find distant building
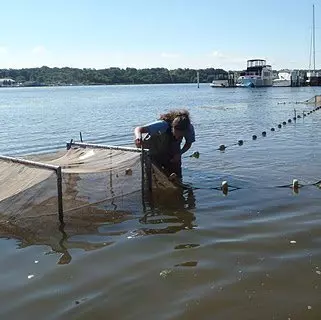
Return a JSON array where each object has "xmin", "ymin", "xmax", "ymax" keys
[{"xmin": 0, "ymin": 78, "xmax": 15, "ymax": 86}]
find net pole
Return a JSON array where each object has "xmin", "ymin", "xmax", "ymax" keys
[
  {"xmin": 146, "ymin": 151, "xmax": 152, "ymax": 191},
  {"xmin": 70, "ymin": 141, "xmax": 148, "ymax": 153},
  {"xmin": 56, "ymin": 166, "xmax": 64, "ymax": 225},
  {"xmin": 0, "ymin": 155, "xmax": 60, "ymax": 171},
  {"xmin": 140, "ymin": 134, "xmax": 145, "ymax": 197}
]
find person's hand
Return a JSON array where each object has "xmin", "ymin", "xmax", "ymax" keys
[
  {"xmin": 135, "ymin": 138, "xmax": 142, "ymax": 148},
  {"xmin": 170, "ymin": 153, "xmax": 181, "ymax": 163}
]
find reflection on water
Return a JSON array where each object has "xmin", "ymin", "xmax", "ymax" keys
[
  {"xmin": 1, "ymin": 199, "xmax": 136, "ymax": 264},
  {"xmin": 140, "ymin": 187, "xmax": 197, "ymax": 235},
  {"xmin": 0, "ymin": 186, "xmax": 198, "ymax": 266},
  {"xmin": 55, "ymin": 224, "xmax": 72, "ymax": 265}
]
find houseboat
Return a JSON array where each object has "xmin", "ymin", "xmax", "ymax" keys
[{"xmin": 236, "ymin": 59, "xmax": 273, "ymax": 87}]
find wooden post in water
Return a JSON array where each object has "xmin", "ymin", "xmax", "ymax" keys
[{"xmin": 197, "ymin": 71, "xmax": 200, "ymax": 88}]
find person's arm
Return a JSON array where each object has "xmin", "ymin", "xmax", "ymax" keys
[
  {"xmin": 134, "ymin": 126, "xmax": 148, "ymax": 147},
  {"xmin": 180, "ymin": 142, "xmax": 192, "ymax": 155},
  {"xmin": 181, "ymin": 124, "xmax": 195, "ymax": 155}
]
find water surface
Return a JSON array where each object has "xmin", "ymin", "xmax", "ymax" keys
[{"xmin": 1, "ymin": 84, "xmax": 321, "ymax": 319}]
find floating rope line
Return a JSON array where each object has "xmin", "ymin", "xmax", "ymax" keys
[
  {"xmin": 184, "ymin": 96, "xmax": 321, "ymax": 195},
  {"xmin": 276, "ymin": 179, "xmax": 321, "ymax": 189},
  {"xmin": 216, "ymin": 98, "xmax": 321, "ymax": 152},
  {"xmin": 177, "ymin": 178, "xmax": 321, "ymax": 196},
  {"xmin": 179, "ymin": 180, "xmax": 241, "ymax": 195},
  {"xmin": 278, "ymin": 97, "xmax": 321, "ymax": 105}
]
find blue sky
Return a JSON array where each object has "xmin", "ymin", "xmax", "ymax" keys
[{"xmin": 1, "ymin": 0, "xmax": 320, "ymax": 70}]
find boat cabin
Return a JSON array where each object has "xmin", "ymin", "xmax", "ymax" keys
[{"xmin": 243, "ymin": 59, "xmax": 272, "ymax": 77}]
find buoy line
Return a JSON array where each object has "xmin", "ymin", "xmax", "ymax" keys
[
  {"xmin": 179, "ymin": 178, "xmax": 321, "ymax": 196},
  {"xmin": 216, "ymin": 104, "xmax": 321, "ymax": 152}
]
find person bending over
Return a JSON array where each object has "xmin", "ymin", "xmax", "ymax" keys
[{"xmin": 134, "ymin": 109, "xmax": 195, "ymax": 178}]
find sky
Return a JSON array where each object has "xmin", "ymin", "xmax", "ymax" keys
[{"xmin": 1, "ymin": 0, "xmax": 320, "ymax": 71}]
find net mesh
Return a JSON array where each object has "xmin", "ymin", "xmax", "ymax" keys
[
  {"xmin": 0, "ymin": 145, "xmax": 177, "ymax": 241},
  {"xmin": 304, "ymin": 95, "xmax": 321, "ymax": 105}
]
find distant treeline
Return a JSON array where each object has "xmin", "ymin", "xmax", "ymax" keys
[{"xmin": 0, "ymin": 66, "xmax": 229, "ymax": 86}]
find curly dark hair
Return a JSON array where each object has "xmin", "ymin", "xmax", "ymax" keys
[{"xmin": 159, "ymin": 109, "xmax": 191, "ymax": 131}]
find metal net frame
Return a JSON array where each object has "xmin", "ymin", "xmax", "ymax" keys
[{"xmin": 0, "ymin": 142, "xmax": 154, "ymax": 226}]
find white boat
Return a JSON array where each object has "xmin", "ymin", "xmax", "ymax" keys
[
  {"xmin": 273, "ymin": 71, "xmax": 292, "ymax": 87},
  {"xmin": 210, "ymin": 80, "xmax": 229, "ymax": 87},
  {"xmin": 236, "ymin": 59, "xmax": 273, "ymax": 87},
  {"xmin": 0, "ymin": 78, "xmax": 16, "ymax": 87},
  {"xmin": 273, "ymin": 70, "xmax": 301, "ymax": 87}
]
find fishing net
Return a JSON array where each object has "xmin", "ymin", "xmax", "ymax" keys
[
  {"xmin": 304, "ymin": 95, "xmax": 321, "ymax": 105},
  {"xmin": 0, "ymin": 143, "xmax": 177, "ymax": 243}
]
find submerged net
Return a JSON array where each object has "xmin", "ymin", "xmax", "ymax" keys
[
  {"xmin": 304, "ymin": 95, "xmax": 321, "ymax": 105},
  {"xmin": 0, "ymin": 144, "xmax": 177, "ymax": 242}
]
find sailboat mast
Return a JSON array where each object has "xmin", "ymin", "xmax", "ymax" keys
[{"xmin": 313, "ymin": 4, "xmax": 316, "ymax": 72}]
